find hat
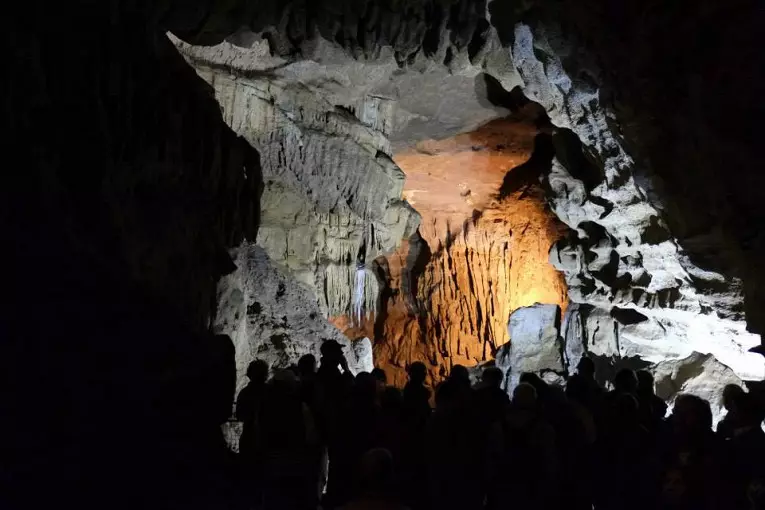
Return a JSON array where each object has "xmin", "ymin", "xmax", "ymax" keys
[{"xmin": 321, "ymin": 339, "xmax": 345, "ymax": 356}]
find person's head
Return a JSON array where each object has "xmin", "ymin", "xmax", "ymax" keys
[
  {"xmin": 246, "ymin": 359, "xmax": 269, "ymax": 384},
  {"xmin": 672, "ymin": 393, "xmax": 713, "ymax": 436},
  {"xmin": 615, "ymin": 393, "xmax": 640, "ymax": 424},
  {"xmin": 482, "ymin": 367, "xmax": 504, "ymax": 389},
  {"xmin": 513, "ymin": 383, "xmax": 538, "ymax": 410},
  {"xmin": 566, "ymin": 373, "xmax": 588, "ymax": 403},
  {"xmin": 320, "ymin": 339, "xmax": 345, "ymax": 365},
  {"xmin": 408, "ymin": 361, "xmax": 427, "ymax": 385},
  {"xmin": 371, "ymin": 367, "xmax": 387, "ymax": 385},
  {"xmin": 520, "ymin": 372, "xmax": 547, "ymax": 399},
  {"xmin": 359, "ymin": 448, "xmax": 395, "ymax": 496},
  {"xmin": 435, "ymin": 378, "xmax": 460, "ymax": 411},
  {"xmin": 723, "ymin": 383, "xmax": 745, "ymax": 412},
  {"xmin": 353, "ymin": 371, "xmax": 378, "ymax": 403},
  {"xmin": 735, "ymin": 392, "xmax": 765, "ymax": 427},
  {"xmin": 450, "ymin": 365, "xmax": 471, "ymax": 386},
  {"xmin": 297, "ymin": 354, "xmax": 316, "ymax": 377},
  {"xmin": 271, "ymin": 369, "xmax": 298, "ymax": 393},
  {"xmin": 613, "ymin": 368, "xmax": 638, "ymax": 395},
  {"xmin": 381, "ymin": 386, "xmax": 403, "ymax": 413},
  {"xmin": 636, "ymin": 370, "xmax": 655, "ymax": 395},
  {"xmin": 577, "ymin": 356, "xmax": 595, "ymax": 378}
]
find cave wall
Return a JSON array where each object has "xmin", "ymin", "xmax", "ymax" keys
[
  {"xmin": 369, "ymin": 119, "xmax": 568, "ymax": 386},
  {"xmin": 5, "ymin": 1, "xmax": 764, "ymax": 505},
  {"xmin": 216, "ymin": 243, "xmax": 374, "ymax": 392},
  {"xmin": 3, "ymin": 4, "xmax": 262, "ymax": 509},
  {"xmin": 179, "ymin": 55, "xmax": 419, "ymax": 322},
  {"xmin": 167, "ymin": 0, "xmax": 765, "ymax": 391}
]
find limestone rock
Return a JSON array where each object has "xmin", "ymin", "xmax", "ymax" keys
[
  {"xmin": 180, "ymin": 58, "xmax": 419, "ymax": 323},
  {"xmin": 215, "ymin": 243, "xmax": 370, "ymax": 392},
  {"xmin": 497, "ymin": 304, "xmax": 564, "ymax": 390},
  {"xmin": 562, "ymin": 304, "xmax": 749, "ymax": 424},
  {"xmin": 169, "ymin": 1, "xmax": 765, "ymax": 388},
  {"xmin": 352, "ymin": 337, "xmax": 375, "ymax": 374},
  {"xmin": 172, "ymin": 25, "xmax": 521, "ymax": 151},
  {"xmin": 368, "ymin": 122, "xmax": 568, "ymax": 387},
  {"xmin": 653, "ymin": 352, "xmax": 743, "ymax": 426},
  {"xmin": 562, "ymin": 303, "xmax": 764, "ymax": 383}
]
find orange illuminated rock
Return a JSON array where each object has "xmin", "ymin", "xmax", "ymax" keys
[{"xmin": 337, "ymin": 116, "xmax": 568, "ymax": 387}]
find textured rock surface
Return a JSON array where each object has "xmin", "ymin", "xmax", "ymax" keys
[
  {"xmin": 653, "ymin": 352, "xmax": 743, "ymax": 426},
  {"xmin": 216, "ymin": 243, "xmax": 373, "ymax": 392},
  {"xmin": 497, "ymin": 304, "xmax": 564, "ymax": 390},
  {"xmin": 170, "ymin": 0, "xmax": 765, "ymax": 385},
  {"xmin": 179, "ymin": 54, "xmax": 419, "ymax": 322},
  {"xmin": 563, "ymin": 303, "xmax": 753, "ymax": 423},
  {"xmin": 171, "ymin": 14, "xmax": 521, "ymax": 150},
  {"xmin": 369, "ymin": 119, "xmax": 568, "ymax": 386},
  {"xmin": 562, "ymin": 303, "xmax": 764, "ymax": 382}
]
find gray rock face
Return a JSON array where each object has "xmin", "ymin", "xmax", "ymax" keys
[
  {"xmin": 215, "ymin": 243, "xmax": 371, "ymax": 392},
  {"xmin": 352, "ymin": 337, "xmax": 375, "ymax": 374},
  {"xmin": 509, "ymin": 22, "xmax": 763, "ymax": 380},
  {"xmin": 179, "ymin": 54, "xmax": 419, "ymax": 321},
  {"xmin": 653, "ymin": 352, "xmax": 743, "ymax": 426},
  {"xmin": 562, "ymin": 304, "xmax": 748, "ymax": 424},
  {"xmin": 497, "ymin": 304, "xmax": 564, "ymax": 390},
  {"xmin": 172, "ymin": 26, "xmax": 521, "ymax": 151},
  {"xmin": 562, "ymin": 303, "xmax": 763, "ymax": 382},
  {"xmin": 168, "ymin": 1, "xmax": 765, "ymax": 387}
]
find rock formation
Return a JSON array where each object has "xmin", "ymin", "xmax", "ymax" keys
[
  {"xmin": 168, "ymin": 0, "xmax": 764, "ymax": 396},
  {"xmin": 653, "ymin": 352, "xmax": 743, "ymax": 425},
  {"xmin": 180, "ymin": 55, "xmax": 420, "ymax": 321},
  {"xmin": 9, "ymin": 2, "xmax": 765, "ymax": 508},
  {"xmin": 370, "ymin": 118, "xmax": 568, "ymax": 386},
  {"xmin": 497, "ymin": 304, "xmax": 565, "ymax": 389},
  {"xmin": 216, "ymin": 243, "xmax": 373, "ymax": 391}
]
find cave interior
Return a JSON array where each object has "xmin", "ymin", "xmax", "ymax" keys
[{"xmin": 3, "ymin": 0, "xmax": 764, "ymax": 508}]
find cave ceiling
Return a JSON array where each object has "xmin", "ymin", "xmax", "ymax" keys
[{"xmin": 167, "ymin": 0, "xmax": 765, "ymax": 384}]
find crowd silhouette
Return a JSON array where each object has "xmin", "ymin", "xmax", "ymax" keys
[{"xmin": 225, "ymin": 340, "xmax": 765, "ymax": 510}]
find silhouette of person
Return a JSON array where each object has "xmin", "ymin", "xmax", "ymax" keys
[
  {"xmin": 659, "ymin": 394, "xmax": 722, "ymax": 510},
  {"xmin": 402, "ymin": 362, "xmax": 431, "ymax": 423},
  {"xmin": 379, "ymin": 387, "xmax": 406, "ymax": 463},
  {"xmin": 613, "ymin": 368, "xmax": 638, "ymax": 396},
  {"xmin": 449, "ymin": 364, "xmax": 471, "ymax": 385},
  {"xmin": 718, "ymin": 384, "xmax": 746, "ymax": 440},
  {"xmin": 236, "ymin": 359, "xmax": 269, "ymax": 459},
  {"xmin": 257, "ymin": 369, "xmax": 320, "ymax": 510},
  {"xmin": 565, "ymin": 374, "xmax": 597, "ymax": 445},
  {"xmin": 372, "ymin": 367, "xmax": 388, "ymax": 385},
  {"xmin": 317, "ymin": 340, "xmax": 353, "ymax": 395},
  {"xmin": 298, "ymin": 353, "xmax": 317, "ymax": 378},
  {"xmin": 474, "ymin": 367, "xmax": 509, "ymax": 424},
  {"xmin": 636, "ymin": 370, "xmax": 668, "ymax": 431},
  {"xmin": 334, "ymin": 372, "xmax": 386, "ymax": 505},
  {"xmin": 428, "ymin": 376, "xmax": 492, "ymax": 510},
  {"xmin": 492, "ymin": 383, "xmax": 557, "ymax": 510},
  {"xmin": 722, "ymin": 391, "xmax": 765, "ymax": 509},
  {"xmin": 568, "ymin": 356, "xmax": 602, "ymax": 407},
  {"xmin": 372, "ymin": 367, "xmax": 388, "ymax": 396},
  {"xmin": 339, "ymin": 448, "xmax": 411, "ymax": 510},
  {"xmin": 599, "ymin": 393, "xmax": 654, "ymax": 510},
  {"xmin": 298, "ymin": 353, "xmax": 318, "ymax": 409}
]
